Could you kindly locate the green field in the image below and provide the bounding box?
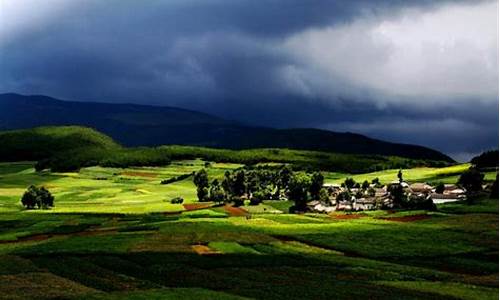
[0,160,242,214]
[324,163,498,184]
[0,161,497,299]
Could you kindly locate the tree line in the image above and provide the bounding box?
[193,166,326,212]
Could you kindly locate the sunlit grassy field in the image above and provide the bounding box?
[0,160,242,214]
[0,161,497,299]
[324,163,498,184]
[1,161,496,215]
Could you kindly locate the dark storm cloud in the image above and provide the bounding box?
[0,0,497,160]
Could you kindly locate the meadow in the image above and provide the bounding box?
[0,161,497,299]
[324,163,498,185]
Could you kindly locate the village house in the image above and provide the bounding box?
[309,180,467,213]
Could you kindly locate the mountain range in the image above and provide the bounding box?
[0,93,453,162]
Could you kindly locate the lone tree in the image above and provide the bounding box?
[21,185,54,209]
[193,169,209,202]
[309,172,324,200]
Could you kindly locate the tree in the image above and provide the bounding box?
[232,170,246,197]
[318,188,330,204]
[21,185,54,209]
[371,178,380,186]
[362,180,370,190]
[490,173,498,199]
[471,150,499,169]
[344,178,356,190]
[435,183,445,194]
[336,191,352,209]
[222,171,232,197]
[21,185,39,209]
[209,179,225,203]
[278,166,293,193]
[193,169,209,201]
[388,184,405,208]
[309,172,324,199]
[246,171,259,196]
[397,170,403,183]
[288,173,311,212]
[458,168,484,196]
[38,187,54,208]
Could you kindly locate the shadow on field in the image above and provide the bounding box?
[22,252,460,300]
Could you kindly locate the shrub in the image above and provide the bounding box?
[231,196,244,207]
[161,172,193,185]
[170,197,184,204]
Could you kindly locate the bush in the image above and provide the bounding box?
[161,172,193,185]
[230,196,244,207]
[170,197,184,204]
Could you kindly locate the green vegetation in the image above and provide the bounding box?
[0,126,451,173]
[471,150,499,169]
[0,126,119,162]
[21,185,54,209]
[0,161,497,299]
[324,163,498,185]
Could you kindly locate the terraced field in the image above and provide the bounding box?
[0,162,497,299]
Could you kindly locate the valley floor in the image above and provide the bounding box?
[0,162,497,299]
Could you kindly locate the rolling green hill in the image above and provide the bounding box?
[0,126,451,173]
[0,126,120,162]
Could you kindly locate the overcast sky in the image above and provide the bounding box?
[0,0,498,161]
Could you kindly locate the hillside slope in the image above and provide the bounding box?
[0,93,453,162]
[0,126,120,162]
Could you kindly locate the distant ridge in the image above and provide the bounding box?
[0,93,453,162]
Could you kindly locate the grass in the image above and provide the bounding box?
[0,161,497,299]
[324,163,498,184]
[0,161,241,214]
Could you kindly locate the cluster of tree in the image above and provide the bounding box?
[192,167,328,211]
[470,150,499,169]
[21,185,54,209]
[456,167,500,202]
[36,147,172,172]
[161,172,194,185]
